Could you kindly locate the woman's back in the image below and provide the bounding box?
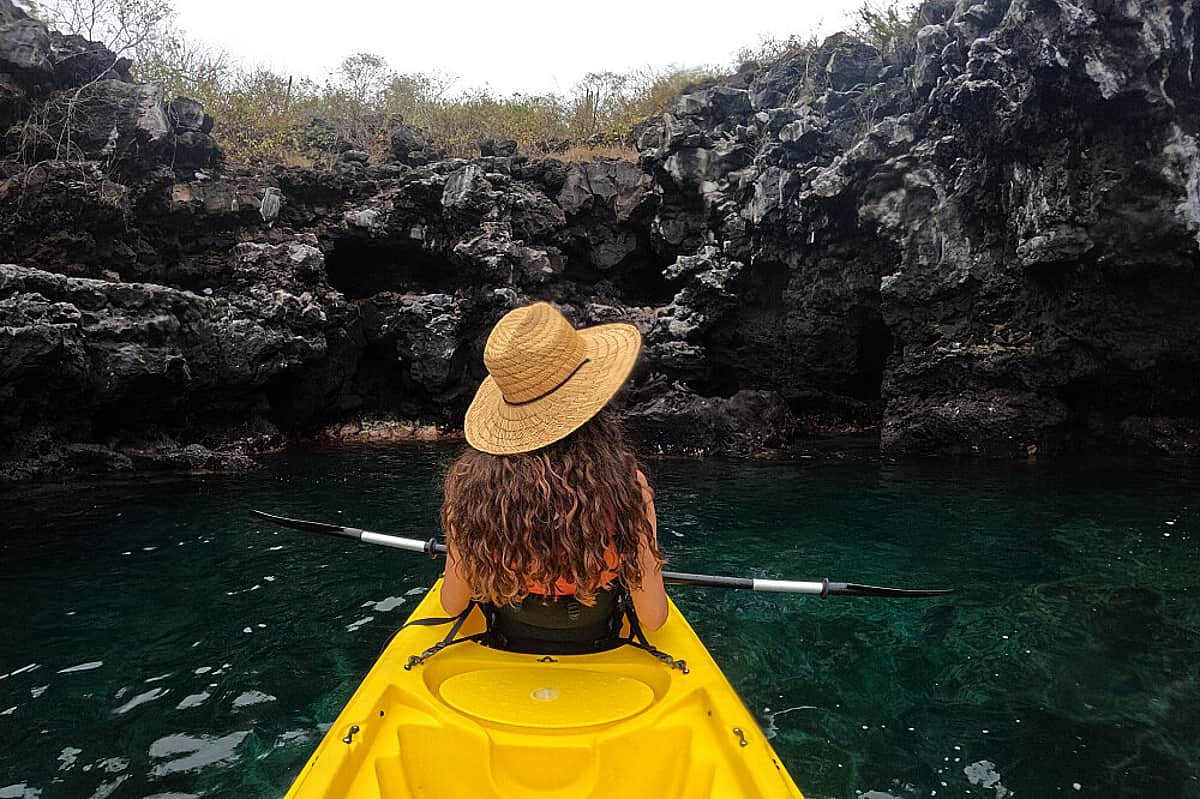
[439,302,668,639]
[442,412,659,604]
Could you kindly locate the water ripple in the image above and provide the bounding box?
[148,732,250,777]
[112,688,168,715]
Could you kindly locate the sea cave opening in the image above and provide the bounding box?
[325,236,459,298]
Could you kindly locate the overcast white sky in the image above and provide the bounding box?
[171,0,866,96]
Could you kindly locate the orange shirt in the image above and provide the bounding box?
[526,545,621,596]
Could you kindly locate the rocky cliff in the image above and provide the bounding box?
[2,0,1198,483]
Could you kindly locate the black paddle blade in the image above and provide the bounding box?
[830,582,954,598]
[251,509,353,536]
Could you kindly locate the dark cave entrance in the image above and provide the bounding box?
[610,253,678,306]
[848,312,893,401]
[683,255,892,425]
[688,258,792,398]
[1058,354,1200,450]
[325,237,459,298]
[558,227,679,307]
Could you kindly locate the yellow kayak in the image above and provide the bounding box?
[284,579,804,798]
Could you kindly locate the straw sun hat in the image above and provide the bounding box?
[464,302,642,455]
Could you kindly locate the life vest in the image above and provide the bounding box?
[488,587,625,654]
[397,588,688,672]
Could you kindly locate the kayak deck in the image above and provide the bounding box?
[284,580,804,798]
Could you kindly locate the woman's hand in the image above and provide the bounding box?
[630,469,668,630]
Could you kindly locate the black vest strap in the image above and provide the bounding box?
[397,589,688,673]
[400,601,487,670]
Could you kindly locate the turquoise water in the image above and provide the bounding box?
[1,444,1198,798]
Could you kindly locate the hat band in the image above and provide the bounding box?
[502,358,591,407]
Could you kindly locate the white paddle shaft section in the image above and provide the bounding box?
[751,579,827,594]
[353,530,824,590]
[253,510,951,598]
[359,530,429,554]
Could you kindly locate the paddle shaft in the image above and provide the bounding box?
[250,510,952,598]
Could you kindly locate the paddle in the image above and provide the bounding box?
[250,509,952,598]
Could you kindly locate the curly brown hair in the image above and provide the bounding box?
[441,410,660,606]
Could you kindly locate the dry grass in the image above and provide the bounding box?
[275,149,315,168]
[538,144,639,162]
[268,142,639,168]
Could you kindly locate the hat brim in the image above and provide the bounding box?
[464,322,642,455]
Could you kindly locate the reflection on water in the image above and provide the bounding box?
[1,444,1197,798]
[149,732,250,777]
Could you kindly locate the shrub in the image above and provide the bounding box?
[851,0,930,55]
[23,0,906,167]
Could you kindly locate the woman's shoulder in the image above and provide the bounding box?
[634,468,654,504]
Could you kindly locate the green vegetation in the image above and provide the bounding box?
[148,56,720,166]
[19,0,926,167]
[852,0,946,54]
[734,32,823,68]
[24,0,718,165]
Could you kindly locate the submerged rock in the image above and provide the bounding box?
[621,384,796,457]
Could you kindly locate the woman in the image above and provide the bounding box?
[439,301,668,650]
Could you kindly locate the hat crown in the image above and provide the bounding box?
[484,303,588,404]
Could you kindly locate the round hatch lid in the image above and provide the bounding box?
[439,667,654,729]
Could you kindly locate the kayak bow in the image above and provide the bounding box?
[283,580,805,798]
[258,507,955,797]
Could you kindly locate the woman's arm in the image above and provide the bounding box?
[440,537,473,615]
[629,469,668,630]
